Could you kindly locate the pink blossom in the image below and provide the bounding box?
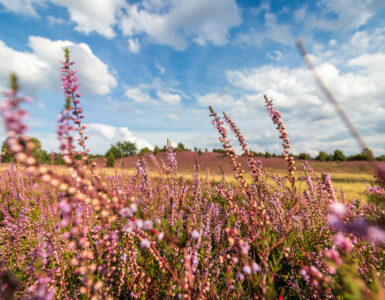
[140,239,151,249]
[191,230,201,240]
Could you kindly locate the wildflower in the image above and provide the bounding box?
[236,272,245,281]
[299,269,307,277]
[123,221,134,233]
[324,249,342,265]
[333,233,353,251]
[251,262,260,273]
[240,241,250,255]
[119,207,133,217]
[135,219,143,229]
[130,203,137,212]
[93,225,101,233]
[378,163,385,181]
[329,202,346,217]
[191,230,201,240]
[367,226,385,243]
[140,239,151,249]
[328,266,336,274]
[143,220,153,230]
[158,232,164,241]
[242,265,251,275]
[59,200,71,215]
[327,214,344,231]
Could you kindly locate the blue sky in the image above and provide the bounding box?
[0,0,385,156]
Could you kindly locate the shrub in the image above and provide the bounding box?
[106,152,115,167]
[333,149,346,161]
[117,141,137,156]
[316,151,328,161]
[139,147,151,156]
[297,152,312,160]
[153,145,160,154]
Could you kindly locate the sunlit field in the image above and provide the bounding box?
[0,162,374,202]
[1,25,385,300]
[93,168,376,202]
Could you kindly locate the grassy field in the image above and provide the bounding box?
[97,165,375,202]
[1,157,376,202]
[2,160,373,202]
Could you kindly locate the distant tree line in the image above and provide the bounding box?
[299,148,385,162]
[244,148,385,162]
[2,138,384,167]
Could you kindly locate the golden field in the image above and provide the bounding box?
[1,159,375,203]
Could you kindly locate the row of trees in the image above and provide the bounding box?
[299,148,385,162]
[2,138,385,166]
[1,137,64,164]
[248,148,385,162]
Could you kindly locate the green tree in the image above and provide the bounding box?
[175,142,190,152]
[1,137,49,164]
[139,147,151,155]
[106,152,115,167]
[348,148,375,161]
[106,145,122,159]
[316,151,328,161]
[153,145,160,155]
[333,149,346,162]
[53,152,64,165]
[264,151,272,158]
[1,139,15,163]
[116,141,137,156]
[29,137,50,164]
[298,152,312,160]
[362,147,374,161]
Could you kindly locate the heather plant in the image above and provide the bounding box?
[0,48,384,300]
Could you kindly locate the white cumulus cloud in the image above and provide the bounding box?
[156,90,181,104]
[0,0,124,38]
[296,0,382,32]
[125,87,154,103]
[52,0,124,38]
[0,0,44,17]
[86,123,153,153]
[120,0,242,50]
[1,0,241,50]
[124,79,183,104]
[222,51,385,154]
[127,38,140,53]
[0,36,117,96]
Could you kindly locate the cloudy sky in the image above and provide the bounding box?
[0,0,384,156]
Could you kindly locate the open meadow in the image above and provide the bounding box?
[1,156,376,202]
[1,138,384,298]
[1,2,385,299]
